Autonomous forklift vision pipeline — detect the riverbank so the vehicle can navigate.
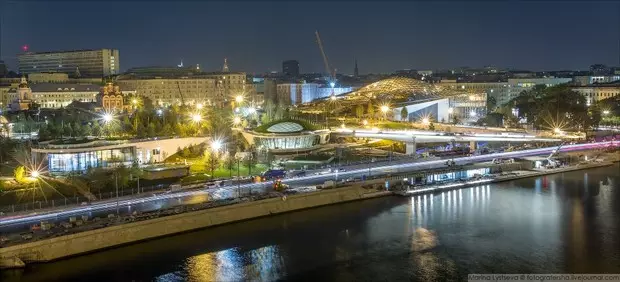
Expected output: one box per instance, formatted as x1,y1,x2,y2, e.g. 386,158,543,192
0,184,386,268
0,159,616,268
396,161,616,196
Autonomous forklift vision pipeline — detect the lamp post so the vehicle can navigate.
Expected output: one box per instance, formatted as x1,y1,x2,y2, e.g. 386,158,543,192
380,105,390,121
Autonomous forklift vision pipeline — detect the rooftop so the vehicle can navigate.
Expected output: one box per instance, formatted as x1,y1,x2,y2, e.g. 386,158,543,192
17,49,117,56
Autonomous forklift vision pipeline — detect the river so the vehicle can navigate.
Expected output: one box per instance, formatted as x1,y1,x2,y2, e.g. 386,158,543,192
3,163,620,282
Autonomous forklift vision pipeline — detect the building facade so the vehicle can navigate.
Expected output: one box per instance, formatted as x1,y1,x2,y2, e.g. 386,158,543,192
18,49,119,78
8,83,100,109
116,72,246,107
573,84,620,106
276,83,353,105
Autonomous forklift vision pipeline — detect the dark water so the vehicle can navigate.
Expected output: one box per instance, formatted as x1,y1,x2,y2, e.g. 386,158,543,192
4,164,620,282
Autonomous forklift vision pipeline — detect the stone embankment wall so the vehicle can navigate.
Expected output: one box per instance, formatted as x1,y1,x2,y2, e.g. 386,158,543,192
0,185,382,265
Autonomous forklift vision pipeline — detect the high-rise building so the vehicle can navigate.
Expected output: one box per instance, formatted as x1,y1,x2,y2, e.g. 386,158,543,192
354,59,359,77
282,60,300,77
18,49,120,78
0,60,7,77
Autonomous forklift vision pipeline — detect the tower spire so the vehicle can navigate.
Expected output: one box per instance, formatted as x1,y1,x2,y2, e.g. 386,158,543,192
222,58,229,72
354,58,359,77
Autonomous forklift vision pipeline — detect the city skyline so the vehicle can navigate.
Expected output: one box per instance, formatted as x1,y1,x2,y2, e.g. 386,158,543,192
1,2,620,74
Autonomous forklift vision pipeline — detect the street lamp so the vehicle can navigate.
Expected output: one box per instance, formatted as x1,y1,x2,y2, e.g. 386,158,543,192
362,119,368,126
603,110,610,115
380,105,390,114
422,117,430,125
30,170,39,178
132,99,138,105
196,103,204,110
233,116,241,126
211,140,223,152
469,111,477,117
191,114,202,123
103,113,113,123
554,128,562,134
235,95,244,103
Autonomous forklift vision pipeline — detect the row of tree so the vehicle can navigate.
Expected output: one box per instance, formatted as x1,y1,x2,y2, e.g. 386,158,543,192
477,84,601,131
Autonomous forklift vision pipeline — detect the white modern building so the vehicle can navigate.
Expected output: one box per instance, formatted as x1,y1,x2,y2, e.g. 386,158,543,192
32,137,207,174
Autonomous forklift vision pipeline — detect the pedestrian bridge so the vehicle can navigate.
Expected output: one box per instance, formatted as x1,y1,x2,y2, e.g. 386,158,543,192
333,128,562,154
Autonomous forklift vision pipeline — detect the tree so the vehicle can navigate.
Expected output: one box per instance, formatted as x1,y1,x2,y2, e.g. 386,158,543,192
428,122,435,131
63,123,73,137
355,104,365,119
83,123,93,136
72,122,84,137
92,122,102,137
367,102,375,119
487,96,497,113
400,107,409,121
203,150,220,180
14,165,26,184
147,122,156,137
451,115,460,125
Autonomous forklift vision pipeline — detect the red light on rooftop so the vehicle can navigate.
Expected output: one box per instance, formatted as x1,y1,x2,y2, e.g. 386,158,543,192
22,45,29,52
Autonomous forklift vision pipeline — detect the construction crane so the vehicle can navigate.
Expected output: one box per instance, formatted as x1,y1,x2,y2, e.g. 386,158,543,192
176,81,186,105
315,31,337,89
545,141,565,168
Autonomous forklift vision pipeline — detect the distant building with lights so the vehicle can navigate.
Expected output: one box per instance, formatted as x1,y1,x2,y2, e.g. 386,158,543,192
7,83,100,109
572,83,620,106
282,60,300,77
276,82,352,105
18,49,119,78
116,71,247,107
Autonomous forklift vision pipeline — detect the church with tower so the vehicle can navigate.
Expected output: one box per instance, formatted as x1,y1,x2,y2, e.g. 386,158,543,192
9,76,35,112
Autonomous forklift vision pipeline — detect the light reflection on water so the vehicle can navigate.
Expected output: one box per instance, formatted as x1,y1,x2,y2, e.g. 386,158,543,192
155,245,284,282
3,164,620,282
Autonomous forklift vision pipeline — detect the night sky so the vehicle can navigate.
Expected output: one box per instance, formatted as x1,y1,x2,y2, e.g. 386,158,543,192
1,1,620,74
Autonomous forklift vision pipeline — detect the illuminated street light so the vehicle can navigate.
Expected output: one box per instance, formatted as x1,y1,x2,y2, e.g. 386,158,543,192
422,118,430,125
380,105,390,113
156,109,163,116
191,114,202,122
248,107,256,114
469,111,477,117
235,95,244,103
211,140,223,152
132,99,138,105
233,116,241,125
196,103,204,110
330,95,337,101
330,82,336,88
30,170,39,178
362,119,368,126
554,128,562,134
448,108,454,114
103,113,113,123
603,110,610,115
341,123,346,129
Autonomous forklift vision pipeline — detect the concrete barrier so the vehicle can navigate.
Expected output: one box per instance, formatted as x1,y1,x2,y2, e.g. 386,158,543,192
0,185,385,265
